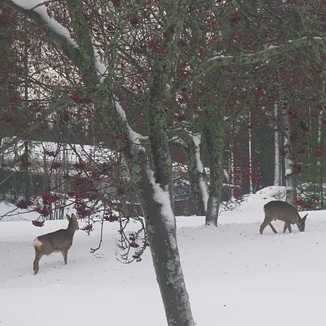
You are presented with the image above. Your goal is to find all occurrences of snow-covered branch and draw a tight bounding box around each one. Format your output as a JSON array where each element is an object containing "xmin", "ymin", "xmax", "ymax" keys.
[
  {"xmin": 206, "ymin": 36, "xmax": 326, "ymax": 68},
  {"xmin": 1, "ymin": 0, "xmax": 100, "ymax": 86},
  {"xmin": 171, "ymin": 36, "xmax": 326, "ymax": 95},
  {"xmin": 114, "ymin": 100, "xmax": 147, "ymax": 150},
  {"xmin": 65, "ymin": 0, "xmax": 98, "ymax": 86},
  {"xmin": 1, "ymin": 1, "xmax": 78, "ymax": 56}
]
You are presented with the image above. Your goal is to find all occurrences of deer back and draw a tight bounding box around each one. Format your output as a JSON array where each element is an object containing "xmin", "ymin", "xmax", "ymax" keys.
[
  {"xmin": 33, "ymin": 214, "xmax": 79, "ymax": 255},
  {"xmin": 264, "ymin": 200, "xmax": 301, "ymax": 224}
]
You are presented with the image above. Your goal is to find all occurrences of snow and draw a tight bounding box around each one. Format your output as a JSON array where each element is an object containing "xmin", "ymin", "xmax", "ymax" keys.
[
  {"xmin": 115, "ymin": 100, "xmax": 146, "ymax": 150},
  {"xmin": 12, "ymin": 1, "xmax": 107, "ymax": 85},
  {"xmin": 93, "ymin": 49, "xmax": 107, "ymax": 83},
  {"xmin": 13, "ymin": 0, "xmax": 78, "ymax": 48},
  {"xmin": 147, "ymin": 169, "xmax": 176, "ymax": 230},
  {"xmin": 1, "ymin": 186, "xmax": 326, "ymax": 326}
]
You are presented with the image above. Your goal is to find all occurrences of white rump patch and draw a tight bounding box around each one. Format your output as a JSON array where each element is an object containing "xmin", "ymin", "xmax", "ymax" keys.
[{"xmin": 33, "ymin": 238, "xmax": 43, "ymax": 249}]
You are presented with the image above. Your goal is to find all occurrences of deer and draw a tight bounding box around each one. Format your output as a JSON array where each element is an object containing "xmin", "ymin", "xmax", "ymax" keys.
[
  {"xmin": 33, "ymin": 213, "xmax": 79, "ymax": 274},
  {"xmin": 260, "ymin": 200, "xmax": 307, "ymax": 234}
]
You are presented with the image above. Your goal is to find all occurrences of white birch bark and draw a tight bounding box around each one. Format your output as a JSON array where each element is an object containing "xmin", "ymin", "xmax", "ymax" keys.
[
  {"xmin": 248, "ymin": 109, "xmax": 253, "ymax": 194},
  {"xmin": 283, "ymin": 106, "xmax": 297, "ymax": 204},
  {"xmin": 274, "ymin": 103, "xmax": 281, "ymax": 186},
  {"xmin": 191, "ymin": 133, "xmax": 209, "ymax": 211}
]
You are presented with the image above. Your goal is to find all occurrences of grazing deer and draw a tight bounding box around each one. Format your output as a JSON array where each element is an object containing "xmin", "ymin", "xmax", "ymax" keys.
[
  {"xmin": 260, "ymin": 200, "xmax": 307, "ymax": 234},
  {"xmin": 33, "ymin": 214, "xmax": 79, "ymax": 274}
]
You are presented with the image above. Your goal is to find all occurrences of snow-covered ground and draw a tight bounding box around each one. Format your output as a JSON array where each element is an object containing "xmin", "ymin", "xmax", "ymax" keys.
[{"xmin": 1, "ymin": 186, "xmax": 326, "ymax": 326}]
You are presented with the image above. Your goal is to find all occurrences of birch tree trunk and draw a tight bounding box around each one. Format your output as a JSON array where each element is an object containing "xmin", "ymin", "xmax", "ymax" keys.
[
  {"xmin": 318, "ymin": 76, "xmax": 325, "ymax": 209},
  {"xmin": 184, "ymin": 133, "xmax": 208, "ymax": 216},
  {"xmin": 248, "ymin": 108, "xmax": 253, "ymax": 194},
  {"xmin": 274, "ymin": 103, "xmax": 282, "ymax": 186},
  {"xmin": 283, "ymin": 106, "xmax": 298, "ymax": 204}
]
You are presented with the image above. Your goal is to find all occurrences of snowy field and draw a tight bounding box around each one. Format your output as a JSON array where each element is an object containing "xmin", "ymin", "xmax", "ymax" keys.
[{"xmin": 1, "ymin": 186, "xmax": 326, "ymax": 326}]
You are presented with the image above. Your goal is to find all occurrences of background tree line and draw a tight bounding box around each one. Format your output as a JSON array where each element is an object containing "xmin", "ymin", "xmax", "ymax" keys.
[{"xmin": 1, "ymin": 1, "xmax": 325, "ymax": 217}]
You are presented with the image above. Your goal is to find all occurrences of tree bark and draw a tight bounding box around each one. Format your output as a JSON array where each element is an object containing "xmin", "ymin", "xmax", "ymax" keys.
[
  {"xmin": 121, "ymin": 138, "xmax": 195, "ymax": 325},
  {"xmin": 203, "ymin": 107, "xmax": 226, "ymax": 226},
  {"xmin": 138, "ymin": 1, "xmax": 195, "ymax": 321},
  {"xmin": 274, "ymin": 103, "xmax": 282, "ymax": 186},
  {"xmin": 184, "ymin": 133, "xmax": 207, "ymax": 216},
  {"xmin": 283, "ymin": 106, "xmax": 298, "ymax": 204},
  {"xmin": 317, "ymin": 76, "xmax": 325, "ymax": 209}
]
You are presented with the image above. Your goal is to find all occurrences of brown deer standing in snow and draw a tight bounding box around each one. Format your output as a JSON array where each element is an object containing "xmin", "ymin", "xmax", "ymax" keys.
[
  {"xmin": 33, "ymin": 214, "xmax": 79, "ymax": 274},
  {"xmin": 260, "ymin": 201, "xmax": 307, "ymax": 234}
]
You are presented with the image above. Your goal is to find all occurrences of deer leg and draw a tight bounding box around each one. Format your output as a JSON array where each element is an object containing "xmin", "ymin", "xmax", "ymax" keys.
[
  {"xmin": 260, "ymin": 219, "xmax": 270, "ymax": 234},
  {"xmin": 33, "ymin": 252, "xmax": 42, "ymax": 274},
  {"xmin": 33, "ymin": 258, "xmax": 39, "ymax": 274},
  {"xmin": 268, "ymin": 223, "xmax": 278, "ymax": 233},
  {"xmin": 259, "ymin": 222, "xmax": 266, "ymax": 234},
  {"xmin": 62, "ymin": 250, "xmax": 68, "ymax": 264},
  {"xmin": 283, "ymin": 222, "xmax": 287, "ymax": 233},
  {"xmin": 282, "ymin": 222, "xmax": 292, "ymax": 233}
]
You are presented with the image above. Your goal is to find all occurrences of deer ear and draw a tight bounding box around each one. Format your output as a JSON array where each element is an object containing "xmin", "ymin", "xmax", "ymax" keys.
[
  {"xmin": 66, "ymin": 214, "xmax": 71, "ymax": 220},
  {"xmin": 303, "ymin": 214, "xmax": 308, "ymax": 221}
]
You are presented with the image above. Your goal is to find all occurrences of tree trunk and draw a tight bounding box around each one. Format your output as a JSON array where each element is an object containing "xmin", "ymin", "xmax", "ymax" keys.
[
  {"xmin": 90, "ymin": 0, "xmax": 196, "ymax": 320},
  {"xmin": 274, "ymin": 103, "xmax": 282, "ymax": 186},
  {"xmin": 248, "ymin": 108, "xmax": 254, "ymax": 194},
  {"xmin": 117, "ymin": 138, "xmax": 195, "ymax": 325},
  {"xmin": 317, "ymin": 78, "xmax": 325, "ymax": 209},
  {"xmin": 140, "ymin": 1, "xmax": 195, "ymax": 316},
  {"xmin": 184, "ymin": 133, "xmax": 207, "ymax": 216},
  {"xmin": 283, "ymin": 106, "xmax": 298, "ymax": 204},
  {"xmin": 203, "ymin": 108, "xmax": 226, "ymax": 226},
  {"xmin": 92, "ymin": 90, "xmax": 196, "ymax": 325}
]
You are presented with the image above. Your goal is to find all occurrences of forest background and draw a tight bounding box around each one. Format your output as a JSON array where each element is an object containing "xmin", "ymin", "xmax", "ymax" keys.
[{"xmin": 0, "ymin": 1, "xmax": 325, "ymax": 219}]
